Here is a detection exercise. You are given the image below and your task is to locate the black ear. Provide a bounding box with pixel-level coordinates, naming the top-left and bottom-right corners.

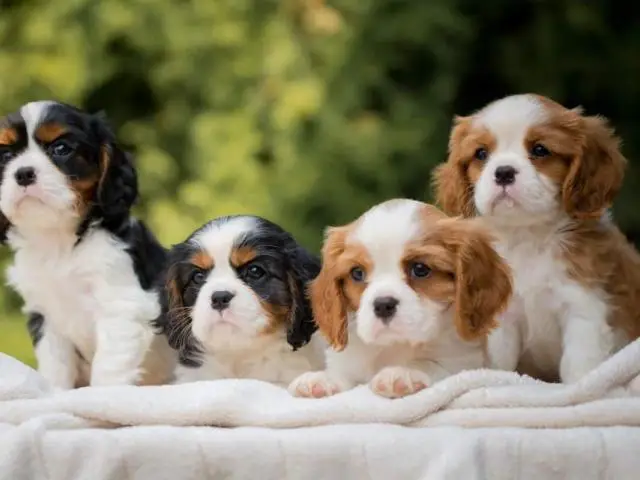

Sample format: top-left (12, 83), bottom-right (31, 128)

top-left (151, 250), bottom-right (203, 367)
top-left (0, 211), bottom-right (11, 244)
top-left (90, 114), bottom-right (138, 229)
top-left (284, 242), bottom-right (321, 350)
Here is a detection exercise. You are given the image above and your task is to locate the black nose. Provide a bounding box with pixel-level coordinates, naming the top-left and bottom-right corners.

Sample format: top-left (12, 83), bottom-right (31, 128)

top-left (494, 166), bottom-right (517, 186)
top-left (15, 167), bottom-right (37, 187)
top-left (211, 290), bottom-right (235, 311)
top-left (373, 296), bottom-right (399, 323)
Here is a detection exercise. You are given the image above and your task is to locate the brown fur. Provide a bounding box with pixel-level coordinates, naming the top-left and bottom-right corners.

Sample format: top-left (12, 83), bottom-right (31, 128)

top-left (190, 250), bottom-right (215, 270)
top-left (230, 246), bottom-right (258, 267)
top-left (34, 123), bottom-right (67, 143)
top-left (0, 127), bottom-right (17, 145)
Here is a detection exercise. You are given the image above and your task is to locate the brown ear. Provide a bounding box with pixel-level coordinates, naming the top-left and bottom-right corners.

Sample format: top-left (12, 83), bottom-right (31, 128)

top-left (310, 226), bottom-right (349, 351)
top-left (432, 116), bottom-right (475, 217)
top-left (435, 219), bottom-right (513, 340)
top-left (562, 115), bottom-right (626, 219)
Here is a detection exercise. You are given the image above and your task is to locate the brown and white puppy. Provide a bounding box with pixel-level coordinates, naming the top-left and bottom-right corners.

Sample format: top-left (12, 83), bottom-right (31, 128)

top-left (153, 215), bottom-right (326, 386)
top-left (433, 93), bottom-right (640, 383)
top-left (289, 199), bottom-right (512, 398)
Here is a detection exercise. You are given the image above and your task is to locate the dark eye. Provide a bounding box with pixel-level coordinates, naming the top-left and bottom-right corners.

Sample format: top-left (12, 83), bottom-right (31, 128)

top-left (530, 143), bottom-right (550, 158)
top-left (350, 267), bottom-right (366, 282)
top-left (0, 149), bottom-right (15, 162)
top-left (49, 140), bottom-right (74, 158)
top-left (190, 270), bottom-right (206, 286)
top-left (410, 262), bottom-right (431, 279)
top-left (474, 147), bottom-right (488, 161)
top-left (245, 264), bottom-right (266, 280)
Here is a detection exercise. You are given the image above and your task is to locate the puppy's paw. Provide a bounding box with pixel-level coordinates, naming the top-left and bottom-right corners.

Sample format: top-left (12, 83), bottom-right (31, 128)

top-left (370, 367), bottom-right (430, 399)
top-left (288, 371), bottom-right (347, 398)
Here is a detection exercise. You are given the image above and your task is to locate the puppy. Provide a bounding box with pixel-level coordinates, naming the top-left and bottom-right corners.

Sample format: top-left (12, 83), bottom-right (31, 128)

top-left (153, 215), bottom-right (326, 386)
top-left (0, 101), bottom-right (175, 389)
top-left (289, 199), bottom-right (512, 399)
top-left (433, 93), bottom-right (640, 383)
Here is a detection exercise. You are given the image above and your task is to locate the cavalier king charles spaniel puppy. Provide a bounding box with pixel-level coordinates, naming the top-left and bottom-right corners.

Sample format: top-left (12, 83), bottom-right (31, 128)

top-left (433, 93), bottom-right (640, 383)
top-left (153, 215), bottom-right (326, 386)
top-left (288, 199), bottom-right (512, 399)
top-left (0, 101), bottom-right (175, 389)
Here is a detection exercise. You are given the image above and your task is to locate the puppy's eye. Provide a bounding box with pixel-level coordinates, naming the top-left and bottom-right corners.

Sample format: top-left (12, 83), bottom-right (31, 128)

top-left (48, 139), bottom-right (74, 159)
top-left (474, 147), bottom-right (488, 161)
top-left (530, 143), bottom-right (550, 158)
top-left (410, 262), bottom-right (431, 279)
top-left (190, 270), bottom-right (207, 285)
top-left (0, 149), bottom-right (15, 162)
top-left (246, 264), bottom-right (266, 280)
top-left (350, 267), bottom-right (366, 282)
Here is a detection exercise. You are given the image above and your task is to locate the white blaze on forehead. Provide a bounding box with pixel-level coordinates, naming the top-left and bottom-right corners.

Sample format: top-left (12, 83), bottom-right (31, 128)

top-left (474, 94), bottom-right (548, 147)
top-left (349, 199), bottom-right (423, 274)
top-left (192, 216), bottom-right (257, 274)
top-left (20, 101), bottom-right (56, 137)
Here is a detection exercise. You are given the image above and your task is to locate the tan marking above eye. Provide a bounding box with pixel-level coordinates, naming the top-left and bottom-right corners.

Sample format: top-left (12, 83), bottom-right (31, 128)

top-left (190, 250), bottom-right (215, 270)
top-left (230, 246), bottom-right (257, 267)
top-left (0, 127), bottom-right (18, 145)
top-left (34, 123), bottom-right (68, 143)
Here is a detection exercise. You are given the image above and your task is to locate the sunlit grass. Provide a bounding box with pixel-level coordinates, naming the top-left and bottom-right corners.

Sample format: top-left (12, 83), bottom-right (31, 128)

top-left (0, 318), bottom-right (36, 367)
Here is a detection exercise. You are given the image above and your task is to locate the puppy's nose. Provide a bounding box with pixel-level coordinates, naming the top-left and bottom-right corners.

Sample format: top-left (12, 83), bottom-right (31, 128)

top-left (15, 167), bottom-right (37, 187)
top-left (211, 290), bottom-right (235, 311)
top-left (494, 165), bottom-right (517, 186)
top-left (373, 296), bottom-right (399, 323)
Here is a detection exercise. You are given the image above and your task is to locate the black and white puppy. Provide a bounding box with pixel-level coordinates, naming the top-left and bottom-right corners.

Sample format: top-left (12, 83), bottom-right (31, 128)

top-left (0, 101), bottom-right (176, 390)
top-left (153, 215), bottom-right (326, 386)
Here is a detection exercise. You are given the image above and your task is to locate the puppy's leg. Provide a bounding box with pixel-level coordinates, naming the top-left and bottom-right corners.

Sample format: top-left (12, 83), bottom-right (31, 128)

top-left (91, 318), bottom-right (155, 387)
top-left (36, 329), bottom-right (79, 391)
top-left (486, 310), bottom-right (522, 372)
top-left (560, 311), bottom-right (618, 383)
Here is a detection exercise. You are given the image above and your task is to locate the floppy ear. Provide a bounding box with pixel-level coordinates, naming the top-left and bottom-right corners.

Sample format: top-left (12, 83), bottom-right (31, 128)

top-left (435, 219), bottom-right (513, 340)
top-left (151, 258), bottom-right (203, 367)
top-left (562, 115), bottom-right (627, 219)
top-left (0, 211), bottom-right (11, 244)
top-left (310, 226), bottom-right (350, 351)
top-left (284, 244), bottom-right (321, 350)
top-left (432, 116), bottom-right (475, 217)
top-left (91, 114), bottom-right (138, 227)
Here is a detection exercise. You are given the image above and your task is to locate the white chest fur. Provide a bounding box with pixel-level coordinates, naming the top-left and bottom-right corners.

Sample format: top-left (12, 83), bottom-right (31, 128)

top-left (490, 224), bottom-right (616, 382)
top-left (6, 228), bottom-right (170, 387)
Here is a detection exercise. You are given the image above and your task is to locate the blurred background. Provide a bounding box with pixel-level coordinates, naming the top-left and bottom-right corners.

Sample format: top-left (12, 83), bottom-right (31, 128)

top-left (0, 0), bottom-right (639, 366)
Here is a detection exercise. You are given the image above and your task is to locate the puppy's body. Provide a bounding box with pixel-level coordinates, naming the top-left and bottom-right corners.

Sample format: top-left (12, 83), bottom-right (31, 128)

top-left (154, 215), bottom-right (325, 387)
top-left (0, 101), bottom-right (175, 389)
top-left (290, 199), bottom-right (512, 398)
top-left (434, 94), bottom-right (639, 383)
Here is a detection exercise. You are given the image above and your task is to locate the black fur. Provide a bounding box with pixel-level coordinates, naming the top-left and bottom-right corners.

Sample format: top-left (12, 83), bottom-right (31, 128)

top-left (152, 215), bottom-right (321, 367)
top-left (26, 311), bottom-right (44, 346)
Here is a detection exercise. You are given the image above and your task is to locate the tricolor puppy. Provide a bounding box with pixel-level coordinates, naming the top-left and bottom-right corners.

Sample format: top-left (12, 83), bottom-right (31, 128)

top-left (153, 215), bottom-right (326, 386)
top-left (433, 93), bottom-right (640, 383)
top-left (0, 101), bottom-right (175, 390)
top-left (289, 199), bottom-right (512, 399)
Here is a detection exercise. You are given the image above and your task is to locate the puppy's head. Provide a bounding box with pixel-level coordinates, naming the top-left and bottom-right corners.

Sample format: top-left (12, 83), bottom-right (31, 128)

top-left (311, 199), bottom-right (512, 351)
top-left (0, 101), bottom-right (136, 241)
top-left (433, 94), bottom-right (626, 224)
top-left (154, 215), bottom-right (320, 365)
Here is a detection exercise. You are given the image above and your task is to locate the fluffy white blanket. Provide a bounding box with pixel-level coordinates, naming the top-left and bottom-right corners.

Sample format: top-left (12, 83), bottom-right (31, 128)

top-left (1, 340), bottom-right (640, 479)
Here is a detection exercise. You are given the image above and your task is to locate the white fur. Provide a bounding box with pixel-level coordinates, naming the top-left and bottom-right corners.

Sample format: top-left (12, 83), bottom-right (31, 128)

top-left (470, 94), bottom-right (627, 383)
top-left (289, 199), bottom-right (486, 398)
top-left (175, 217), bottom-right (325, 385)
top-left (2, 102), bottom-right (175, 389)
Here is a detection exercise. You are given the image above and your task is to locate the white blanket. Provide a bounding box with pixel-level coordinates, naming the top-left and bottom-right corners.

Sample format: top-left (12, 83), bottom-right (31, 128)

top-left (2, 340), bottom-right (640, 479)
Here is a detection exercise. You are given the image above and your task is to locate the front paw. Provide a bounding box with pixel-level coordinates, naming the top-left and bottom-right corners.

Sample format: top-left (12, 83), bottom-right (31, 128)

top-left (370, 367), bottom-right (430, 398)
top-left (90, 369), bottom-right (140, 387)
top-left (288, 371), bottom-right (347, 398)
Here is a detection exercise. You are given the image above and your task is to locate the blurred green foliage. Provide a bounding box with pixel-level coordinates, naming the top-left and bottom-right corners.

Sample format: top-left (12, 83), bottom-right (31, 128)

top-left (1, 0), bottom-right (639, 366)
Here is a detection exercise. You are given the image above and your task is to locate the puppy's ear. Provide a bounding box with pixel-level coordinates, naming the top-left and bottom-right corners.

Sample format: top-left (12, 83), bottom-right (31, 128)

top-left (91, 114), bottom-right (138, 227)
top-left (310, 226), bottom-right (350, 351)
top-left (434, 219), bottom-right (512, 340)
top-left (563, 115), bottom-right (626, 219)
top-left (432, 116), bottom-right (475, 217)
top-left (284, 244), bottom-right (321, 350)
top-left (0, 211), bottom-right (11, 244)
top-left (152, 256), bottom-right (202, 367)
